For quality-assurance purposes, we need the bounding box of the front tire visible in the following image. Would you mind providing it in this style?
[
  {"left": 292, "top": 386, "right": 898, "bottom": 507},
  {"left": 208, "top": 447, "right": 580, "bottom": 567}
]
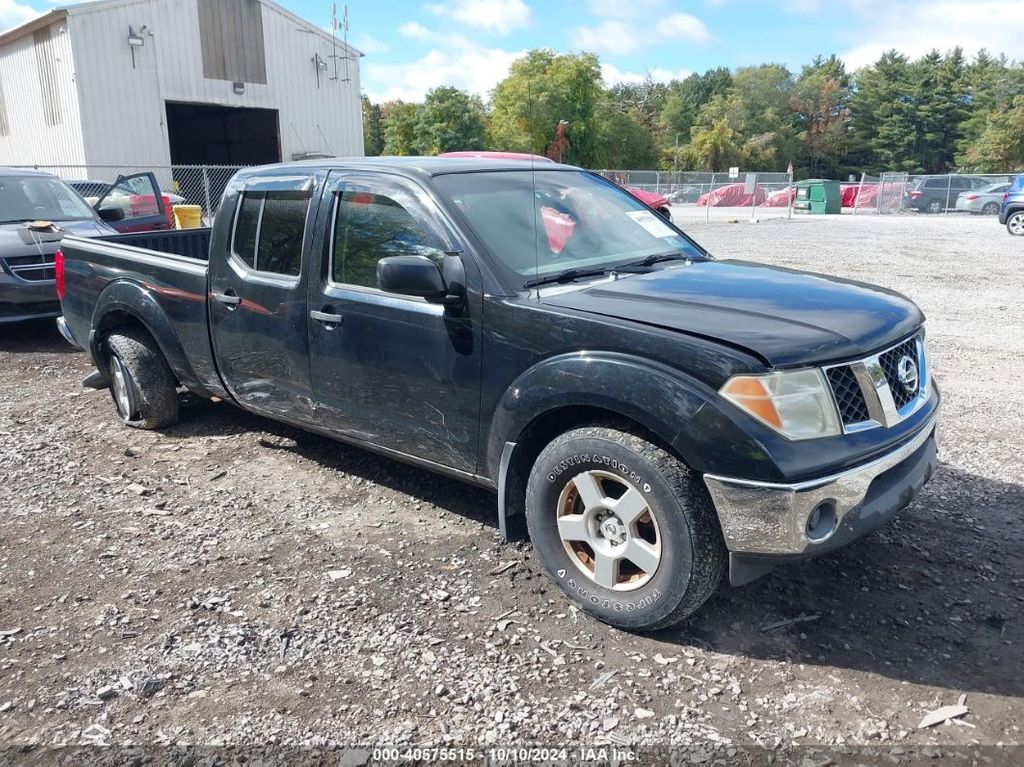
[
  {"left": 104, "top": 329, "right": 179, "bottom": 429},
  {"left": 525, "top": 424, "right": 725, "bottom": 631},
  {"left": 1007, "top": 211, "right": 1024, "bottom": 236}
]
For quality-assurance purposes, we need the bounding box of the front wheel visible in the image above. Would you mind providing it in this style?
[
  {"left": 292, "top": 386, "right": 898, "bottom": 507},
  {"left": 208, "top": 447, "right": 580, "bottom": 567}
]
[
  {"left": 1007, "top": 211, "right": 1024, "bottom": 236},
  {"left": 104, "top": 329, "right": 179, "bottom": 429},
  {"left": 525, "top": 424, "right": 726, "bottom": 631}
]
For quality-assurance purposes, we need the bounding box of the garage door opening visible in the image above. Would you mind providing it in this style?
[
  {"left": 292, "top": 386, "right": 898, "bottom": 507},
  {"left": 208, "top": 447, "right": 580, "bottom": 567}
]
[{"left": 166, "top": 102, "right": 281, "bottom": 166}]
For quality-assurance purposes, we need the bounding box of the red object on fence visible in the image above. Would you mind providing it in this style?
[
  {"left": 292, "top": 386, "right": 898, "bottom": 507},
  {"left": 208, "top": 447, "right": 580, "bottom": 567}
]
[{"left": 696, "top": 183, "right": 767, "bottom": 207}]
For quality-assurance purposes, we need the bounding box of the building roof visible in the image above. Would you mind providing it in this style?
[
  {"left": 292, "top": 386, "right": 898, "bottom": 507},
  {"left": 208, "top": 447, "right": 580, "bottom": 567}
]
[{"left": 0, "top": 0, "right": 361, "bottom": 56}]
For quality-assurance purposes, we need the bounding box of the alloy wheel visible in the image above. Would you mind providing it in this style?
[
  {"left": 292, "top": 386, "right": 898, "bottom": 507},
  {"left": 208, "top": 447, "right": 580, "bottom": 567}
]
[{"left": 555, "top": 470, "right": 662, "bottom": 591}]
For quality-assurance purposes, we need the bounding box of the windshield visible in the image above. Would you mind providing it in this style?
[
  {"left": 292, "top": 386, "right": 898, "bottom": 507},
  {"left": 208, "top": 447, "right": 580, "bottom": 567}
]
[
  {"left": 0, "top": 175, "right": 95, "bottom": 224},
  {"left": 433, "top": 170, "right": 705, "bottom": 288}
]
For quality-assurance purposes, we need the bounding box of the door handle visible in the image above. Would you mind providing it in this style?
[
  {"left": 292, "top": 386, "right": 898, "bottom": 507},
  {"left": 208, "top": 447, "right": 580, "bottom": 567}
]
[
  {"left": 310, "top": 309, "right": 343, "bottom": 327},
  {"left": 213, "top": 290, "right": 242, "bottom": 309}
]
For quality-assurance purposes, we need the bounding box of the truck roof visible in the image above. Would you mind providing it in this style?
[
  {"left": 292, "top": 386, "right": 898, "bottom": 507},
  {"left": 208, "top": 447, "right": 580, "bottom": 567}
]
[
  {"left": 0, "top": 167, "right": 56, "bottom": 178},
  {"left": 235, "top": 156, "right": 582, "bottom": 181}
]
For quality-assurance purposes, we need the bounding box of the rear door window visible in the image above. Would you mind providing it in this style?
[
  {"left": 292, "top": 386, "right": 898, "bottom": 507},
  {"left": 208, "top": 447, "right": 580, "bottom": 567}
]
[{"left": 231, "top": 190, "right": 311, "bottom": 277}]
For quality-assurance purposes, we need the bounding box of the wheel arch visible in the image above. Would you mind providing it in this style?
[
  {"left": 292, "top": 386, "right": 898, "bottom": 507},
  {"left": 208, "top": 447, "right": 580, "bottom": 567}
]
[
  {"left": 488, "top": 352, "right": 716, "bottom": 536},
  {"left": 88, "top": 280, "right": 209, "bottom": 395}
]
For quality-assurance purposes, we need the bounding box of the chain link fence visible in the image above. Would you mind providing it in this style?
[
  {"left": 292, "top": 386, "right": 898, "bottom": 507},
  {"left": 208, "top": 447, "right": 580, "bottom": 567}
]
[
  {"left": 9, "top": 164, "right": 245, "bottom": 224},
  {"left": 597, "top": 170, "right": 796, "bottom": 222},
  {"left": 875, "top": 172, "right": 1018, "bottom": 215}
]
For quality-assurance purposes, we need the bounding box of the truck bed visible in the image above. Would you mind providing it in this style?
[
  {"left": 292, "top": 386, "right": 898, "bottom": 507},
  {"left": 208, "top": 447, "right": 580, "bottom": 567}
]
[{"left": 58, "top": 227, "right": 228, "bottom": 400}]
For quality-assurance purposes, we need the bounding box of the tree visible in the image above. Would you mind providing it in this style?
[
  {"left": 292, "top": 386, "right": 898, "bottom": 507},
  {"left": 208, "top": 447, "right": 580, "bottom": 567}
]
[
  {"left": 685, "top": 94, "right": 748, "bottom": 170},
  {"left": 729, "top": 64, "right": 798, "bottom": 170},
  {"left": 792, "top": 55, "right": 851, "bottom": 178},
  {"left": 959, "top": 95, "right": 1024, "bottom": 171},
  {"left": 660, "top": 68, "right": 732, "bottom": 147},
  {"left": 414, "top": 87, "right": 487, "bottom": 155},
  {"left": 596, "top": 109, "right": 659, "bottom": 169},
  {"left": 361, "top": 95, "right": 384, "bottom": 156},
  {"left": 489, "top": 50, "right": 606, "bottom": 166},
  {"left": 381, "top": 100, "right": 420, "bottom": 156},
  {"left": 850, "top": 50, "right": 917, "bottom": 173}
]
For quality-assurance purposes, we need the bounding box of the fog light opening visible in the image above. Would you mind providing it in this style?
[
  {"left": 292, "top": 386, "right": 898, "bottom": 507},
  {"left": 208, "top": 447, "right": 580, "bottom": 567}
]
[{"left": 806, "top": 500, "right": 837, "bottom": 542}]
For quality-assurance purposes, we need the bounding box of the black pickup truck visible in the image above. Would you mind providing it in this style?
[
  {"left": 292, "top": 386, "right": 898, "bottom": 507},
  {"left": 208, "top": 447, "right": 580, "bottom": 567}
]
[{"left": 56, "top": 158, "right": 940, "bottom": 631}]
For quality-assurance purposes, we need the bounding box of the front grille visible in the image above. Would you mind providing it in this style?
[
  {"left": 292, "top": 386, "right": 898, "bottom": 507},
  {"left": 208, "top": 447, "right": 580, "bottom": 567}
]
[
  {"left": 2, "top": 253, "right": 56, "bottom": 282},
  {"left": 879, "top": 336, "right": 920, "bottom": 410},
  {"left": 826, "top": 364, "right": 871, "bottom": 425}
]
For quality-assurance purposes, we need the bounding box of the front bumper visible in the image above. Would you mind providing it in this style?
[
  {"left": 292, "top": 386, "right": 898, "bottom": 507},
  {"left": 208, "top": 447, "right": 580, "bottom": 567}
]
[{"left": 704, "top": 412, "right": 939, "bottom": 585}]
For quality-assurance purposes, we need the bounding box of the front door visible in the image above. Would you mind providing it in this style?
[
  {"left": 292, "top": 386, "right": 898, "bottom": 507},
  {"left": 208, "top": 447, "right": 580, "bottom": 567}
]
[
  {"left": 306, "top": 171, "right": 481, "bottom": 473},
  {"left": 209, "top": 172, "right": 321, "bottom": 421},
  {"left": 94, "top": 173, "right": 170, "bottom": 232}
]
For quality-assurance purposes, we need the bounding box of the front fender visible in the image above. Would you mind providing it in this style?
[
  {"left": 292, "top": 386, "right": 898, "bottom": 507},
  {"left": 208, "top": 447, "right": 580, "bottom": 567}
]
[
  {"left": 486, "top": 351, "right": 717, "bottom": 480},
  {"left": 88, "top": 279, "right": 221, "bottom": 398}
]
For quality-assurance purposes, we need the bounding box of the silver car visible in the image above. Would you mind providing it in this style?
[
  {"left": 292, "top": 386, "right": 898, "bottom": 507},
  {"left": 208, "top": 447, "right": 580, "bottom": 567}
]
[{"left": 955, "top": 182, "right": 1010, "bottom": 215}]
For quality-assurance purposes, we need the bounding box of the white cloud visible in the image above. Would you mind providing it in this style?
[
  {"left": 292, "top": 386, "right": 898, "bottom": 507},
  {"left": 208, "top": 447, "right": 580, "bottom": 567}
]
[
  {"left": 587, "top": 0, "right": 666, "bottom": 17},
  {"left": 572, "top": 20, "right": 639, "bottom": 56},
  {"left": 658, "top": 12, "right": 712, "bottom": 43},
  {"left": 786, "top": 0, "right": 823, "bottom": 12},
  {"left": 841, "top": 0, "right": 1024, "bottom": 69},
  {"left": 397, "top": 21, "right": 432, "bottom": 42},
  {"left": 0, "top": 0, "right": 40, "bottom": 32},
  {"left": 425, "top": 0, "right": 531, "bottom": 36},
  {"left": 364, "top": 35, "right": 524, "bottom": 102},
  {"left": 601, "top": 62, "right": 691, "bottom": 86},
  {"left": 574, "top": 10, "right": 711, "bottom": 55},
  {"left": 353, "top": 33, "right": 389, "bottom": 54}
]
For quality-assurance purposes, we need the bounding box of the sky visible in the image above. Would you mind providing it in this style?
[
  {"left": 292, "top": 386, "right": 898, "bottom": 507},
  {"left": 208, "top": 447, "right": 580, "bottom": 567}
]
[{"left": 4, "top": 0, "right": 1024, "bottom": 103}]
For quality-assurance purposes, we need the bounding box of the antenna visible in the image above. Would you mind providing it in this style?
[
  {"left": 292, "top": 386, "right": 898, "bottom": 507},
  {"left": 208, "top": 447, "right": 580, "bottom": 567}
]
[{"left": 328, "top": 3, "right": 352, "bottom": 83}]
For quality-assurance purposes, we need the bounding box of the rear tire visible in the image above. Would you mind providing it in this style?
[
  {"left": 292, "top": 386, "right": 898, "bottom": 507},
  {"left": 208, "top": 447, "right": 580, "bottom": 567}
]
[
  {"left": 982, "top": 202, "right": 999, "bottom": 216},
  {"left": 926, "top": 199, "right": 943, "bottom": 214},
  {"left": 525, "top": 423, "right": 725, "bottom": 631},
  {"left": 1007, "top": 211, "right": 1024, "bottom": 236},
  {"left": 104, "top": 329, "right": 179, "bottom": 429},
  {"left": 656, "top": 206, "right": 672, "bottom": 221}
]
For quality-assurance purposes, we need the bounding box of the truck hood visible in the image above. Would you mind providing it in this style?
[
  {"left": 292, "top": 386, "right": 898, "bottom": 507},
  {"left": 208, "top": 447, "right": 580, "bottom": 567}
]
[
  {"left": 0, "top": 219, "right": 112, "bottom": 256},
  {"left": 541, "top": 259, "right": 924, "bottom": 367}
]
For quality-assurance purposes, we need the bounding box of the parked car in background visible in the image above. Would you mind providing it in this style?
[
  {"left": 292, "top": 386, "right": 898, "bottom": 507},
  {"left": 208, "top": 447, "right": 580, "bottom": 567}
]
[
  {"left": 1000, "top": 175, "right": 1024, "bottom": 235},
  {"left": 66, "top": 173, "right": 175, "bottom": 233},
  {"left": 0, "top": 168, "right": 117, "bottom": 323},
  {"left": 906, "top": 175, "right": 988, "bottom": 213},
  {"left": 70, "top": 179, "right": 186, "bottom": 207},
  {"left": 954, "top": 182, "right": 1011, "bottom": 215},
  {"left": 57, "top": 157, "right": 939, "bottom": 630},
  {"left": 438, "top": 151, "right": 672, "bottom": 220}
]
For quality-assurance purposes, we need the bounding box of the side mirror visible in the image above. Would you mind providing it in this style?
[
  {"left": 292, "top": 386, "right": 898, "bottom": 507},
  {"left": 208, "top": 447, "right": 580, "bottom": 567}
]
[
  {"left": 97, "top": 206, "right": 125, "bottom": 222},
  {"left": 377, "top": 255, "right": 447, "bottom": 302}
]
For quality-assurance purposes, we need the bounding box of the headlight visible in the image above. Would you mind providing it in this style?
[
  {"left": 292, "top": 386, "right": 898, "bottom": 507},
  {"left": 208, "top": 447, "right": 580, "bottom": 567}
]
[{"left": 719, "top": 369, "right": 841, "bottom": 440}]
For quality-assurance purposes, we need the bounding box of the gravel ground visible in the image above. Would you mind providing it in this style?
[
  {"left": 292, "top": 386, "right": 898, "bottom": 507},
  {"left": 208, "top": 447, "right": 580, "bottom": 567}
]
[{"left": 1, "top": 213, "right": 1021, "bottom": 761}]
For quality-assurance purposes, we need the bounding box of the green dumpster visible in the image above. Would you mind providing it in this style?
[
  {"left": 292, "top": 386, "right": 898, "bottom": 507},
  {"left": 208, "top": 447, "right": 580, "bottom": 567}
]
[{"left": 793, "top": 179, "right": 841, "bottom": 214}]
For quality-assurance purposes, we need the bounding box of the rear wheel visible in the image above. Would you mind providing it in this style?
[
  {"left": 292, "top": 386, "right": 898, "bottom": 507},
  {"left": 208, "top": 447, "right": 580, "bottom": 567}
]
[
  {"left": 982, "top": 202, "right": 999, "bottom": 216},
  {"left": 926, "top": 198, "right": 944, "bottom": 214},
  {"left": 656, "top": 206, "right": 672, "bottom": 221},
  {"left": 104, "top": 329, "right": 179, "bottom": 429},
  {"left": 525, "top": 423, "right": 725, "bottom": 631},
  {"left": 1007, "top": 211, "right": 1024, "bottom": 236}
]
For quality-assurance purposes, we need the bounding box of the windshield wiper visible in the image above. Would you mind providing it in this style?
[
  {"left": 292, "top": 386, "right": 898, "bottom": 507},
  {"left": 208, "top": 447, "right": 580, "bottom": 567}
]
[
  {"left": 523, "top": 267, "right": 609, "bottom": 289},
  {"left": 618, "top": 251, "right": 691, "bottom": 270}
]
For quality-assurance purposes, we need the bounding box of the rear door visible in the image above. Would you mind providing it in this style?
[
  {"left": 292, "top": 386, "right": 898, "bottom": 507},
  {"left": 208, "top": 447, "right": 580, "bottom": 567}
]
[
  {"left": 305, "top": 171, "right": 482, "bottom": 473},
  {"left": 208, "top": 172, "right": 321, "bottom": 422},
  {"left": 94, "top": 173, "right": 170, "bottom": 232}
]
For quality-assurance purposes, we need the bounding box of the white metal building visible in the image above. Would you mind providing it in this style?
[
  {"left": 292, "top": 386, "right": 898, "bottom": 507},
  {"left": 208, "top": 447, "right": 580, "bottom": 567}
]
[{"left": 0, "top": 0, "right": 363, "bottom": 169}]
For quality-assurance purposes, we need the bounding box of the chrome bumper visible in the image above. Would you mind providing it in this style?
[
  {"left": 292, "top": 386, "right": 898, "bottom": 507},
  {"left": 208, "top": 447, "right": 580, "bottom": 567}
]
[
  {"left": 56, "top": 316, "right": 82, "bottom": 348},
  {"left": 704, "top": 413, "right": 938, "bottom": 557}
]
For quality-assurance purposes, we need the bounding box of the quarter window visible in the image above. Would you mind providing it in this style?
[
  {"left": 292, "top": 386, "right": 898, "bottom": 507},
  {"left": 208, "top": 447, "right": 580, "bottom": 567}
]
[
  {"left": 232, "top": 190, "right": 310, "bottom": 276},
  {"left": 331, "top": 189, "right": 445, "bottom": 289}
]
